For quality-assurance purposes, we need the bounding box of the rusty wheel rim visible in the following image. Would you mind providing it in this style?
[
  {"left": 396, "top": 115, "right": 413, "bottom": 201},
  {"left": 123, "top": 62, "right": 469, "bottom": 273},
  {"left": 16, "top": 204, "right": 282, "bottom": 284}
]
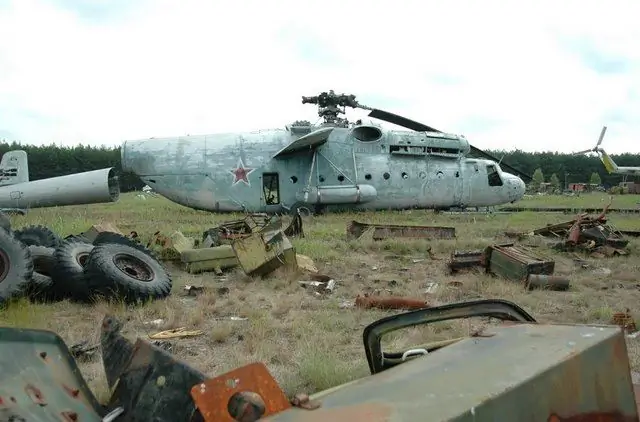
[{"left": 112, "top": 253, "right": 154, "bottom": 282}]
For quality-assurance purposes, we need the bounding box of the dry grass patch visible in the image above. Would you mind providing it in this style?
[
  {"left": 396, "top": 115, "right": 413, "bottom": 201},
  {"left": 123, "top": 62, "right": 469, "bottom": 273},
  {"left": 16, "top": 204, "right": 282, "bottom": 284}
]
[{"left": 1, "top": 192, "right": 640, "bottom": 399}]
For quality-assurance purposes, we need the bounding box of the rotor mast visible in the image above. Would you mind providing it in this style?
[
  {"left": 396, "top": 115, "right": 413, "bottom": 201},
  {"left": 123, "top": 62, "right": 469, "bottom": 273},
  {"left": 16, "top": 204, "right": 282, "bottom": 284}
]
[{"left": 301, "top": 90, "right": 369, "bottom": 128}]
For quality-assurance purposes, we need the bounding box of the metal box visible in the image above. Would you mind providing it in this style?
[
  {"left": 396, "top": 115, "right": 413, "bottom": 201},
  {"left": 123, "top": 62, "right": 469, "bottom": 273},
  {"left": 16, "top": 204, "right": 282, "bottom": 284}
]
[
  {"left": 265, "top": 324, "right": 639, "bottom": 421},
  {"left": 231, "top": 228, "right": 297, "bottom": 276},
  {"left": 486, "top": 243, "right": 555, "bottom": 282}
]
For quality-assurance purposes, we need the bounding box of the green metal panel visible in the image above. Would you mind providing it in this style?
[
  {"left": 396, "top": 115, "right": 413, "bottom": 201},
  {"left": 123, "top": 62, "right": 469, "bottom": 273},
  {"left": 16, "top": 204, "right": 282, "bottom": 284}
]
[
  {"left": 487, "top": 244, "right": 555, "bottom": 282},
  {"left": 264, "top": 324, "right": 638, "bottom": 421}
]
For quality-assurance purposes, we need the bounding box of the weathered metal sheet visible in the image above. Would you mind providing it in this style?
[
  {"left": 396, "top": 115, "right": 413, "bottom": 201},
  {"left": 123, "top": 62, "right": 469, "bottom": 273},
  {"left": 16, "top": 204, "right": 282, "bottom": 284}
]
[
  {"left": 101, "top": 315, "right": 208, "bottom": 422},
  {"left": 447, "top": 250, "right": 485, "bottom": 273},
  {"left": 230, "top": 229, "right": 297, "bottom": 276},
  {"left": 0, "top": 326, "right": 104, "bottom": 421},
  {"left": 190, "top": 362, "right": 291, "bottom": 421},
  {"left": 0, "top": 167, "right": 120, "bottom": 209},
  {"left": 265, "top": 324, "right": 638, "bottom": 421},
  {"left": 486, "top": 243, "right": 555, "bottom": 282},
  {"left": 346, "top": 220, "right": 456, "bottom": 241}
]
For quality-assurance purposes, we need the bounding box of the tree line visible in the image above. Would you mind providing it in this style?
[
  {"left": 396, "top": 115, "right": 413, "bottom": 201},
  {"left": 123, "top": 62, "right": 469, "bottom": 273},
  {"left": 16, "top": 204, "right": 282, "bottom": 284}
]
[{"left": 0, "top": 141, "right": 638, "bottom": 192}]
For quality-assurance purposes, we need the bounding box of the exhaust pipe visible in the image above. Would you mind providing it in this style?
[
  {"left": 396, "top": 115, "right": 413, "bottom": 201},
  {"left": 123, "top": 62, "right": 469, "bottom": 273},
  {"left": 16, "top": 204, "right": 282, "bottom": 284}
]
[{"left": 0, "top": 168, "right": 120, "bottom": 209}]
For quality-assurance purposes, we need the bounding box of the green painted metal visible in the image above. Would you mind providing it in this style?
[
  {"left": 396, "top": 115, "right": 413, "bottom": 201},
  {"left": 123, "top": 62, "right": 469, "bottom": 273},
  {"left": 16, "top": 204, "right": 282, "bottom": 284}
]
[
  {"left": 265, "top": 324, "right": 638, "bottom": 421},
  {"left": 486, "top": 243, "right": 555, "bottom": 283},
  {"left": 0, "top": 326, "right": 104, "bottom": 421}
]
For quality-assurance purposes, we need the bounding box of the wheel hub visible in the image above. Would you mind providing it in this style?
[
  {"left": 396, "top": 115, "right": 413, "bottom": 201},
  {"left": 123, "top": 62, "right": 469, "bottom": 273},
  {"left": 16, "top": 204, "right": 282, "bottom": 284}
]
[{"left": 112, "top": 254, "right": 154, "bottom": 281}]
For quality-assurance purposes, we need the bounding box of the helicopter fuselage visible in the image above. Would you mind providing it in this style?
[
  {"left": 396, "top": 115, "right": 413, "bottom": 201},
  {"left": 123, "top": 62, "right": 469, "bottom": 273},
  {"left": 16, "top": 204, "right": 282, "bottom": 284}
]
[{"left": 121, "top": 123, "right": 525, "bottom": 213}]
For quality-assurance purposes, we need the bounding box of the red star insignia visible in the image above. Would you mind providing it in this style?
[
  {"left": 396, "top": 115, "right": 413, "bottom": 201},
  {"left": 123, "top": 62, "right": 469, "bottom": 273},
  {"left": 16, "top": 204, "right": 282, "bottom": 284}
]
[{"left": 229, "top": 158, "right": 255, "bottom": 186}]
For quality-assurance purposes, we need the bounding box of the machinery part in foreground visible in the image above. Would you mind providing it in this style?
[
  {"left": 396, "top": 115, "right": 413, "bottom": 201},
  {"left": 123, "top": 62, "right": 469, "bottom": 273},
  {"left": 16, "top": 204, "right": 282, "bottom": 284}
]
[
  {"left": 86, "top": 243, "right": 172, "bottom": 303},
  {"left": 0, "top": 228, "right": 34, "bottom": 303},
  {"left": 0, "top": 325, "right": 105, "bottom": 421},
  {"left": 52, "top": 240, "right": 95, "bottom": 302},
  {"left": 14, "top": 224, "right": 62, "bottom": 248},
  {"left": 0, "top": 167, "right": 120, "bottom": 209},
  {"left": 2, "top": 301, "right": 639, "bottom": 421},
  {"left": 100, "top": 314, "right": 208, "bottom": 421},
  {"left": 28, "top": 245, "right": 56, "bottom": 276},
  {"left": 190, "top": 362, "right": 292, "bottom": 421},
  {"left": 362, "top": 298, "right": 537, "bottom": 374},
  {"left": 93, "top": 230, "right": 159, "bottom": 259}
]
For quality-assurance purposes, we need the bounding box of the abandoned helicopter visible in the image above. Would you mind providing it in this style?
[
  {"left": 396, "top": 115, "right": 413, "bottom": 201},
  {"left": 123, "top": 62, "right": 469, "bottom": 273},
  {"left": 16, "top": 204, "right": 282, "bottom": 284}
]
[
  {"left": 0, "top": 149, "right": 120, "bottom": 214},
  {"left": 574, "top": 126, "right": 640, "bottom": 179},
  {"left": 121, "top": 91, "right": 529, "bottom": 215}
]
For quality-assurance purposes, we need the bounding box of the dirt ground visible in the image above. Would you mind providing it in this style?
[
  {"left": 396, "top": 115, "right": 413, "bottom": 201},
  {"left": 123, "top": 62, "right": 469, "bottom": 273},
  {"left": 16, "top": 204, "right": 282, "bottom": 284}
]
[{"left": 1, "top": 192, "right": 640, "bottom": 402}]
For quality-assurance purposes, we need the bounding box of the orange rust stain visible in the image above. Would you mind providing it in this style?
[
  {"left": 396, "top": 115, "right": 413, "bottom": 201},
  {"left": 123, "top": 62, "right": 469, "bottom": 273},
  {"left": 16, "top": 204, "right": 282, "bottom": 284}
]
[{"left": 191, "top": 362, "right": 291, "bottom": 422}]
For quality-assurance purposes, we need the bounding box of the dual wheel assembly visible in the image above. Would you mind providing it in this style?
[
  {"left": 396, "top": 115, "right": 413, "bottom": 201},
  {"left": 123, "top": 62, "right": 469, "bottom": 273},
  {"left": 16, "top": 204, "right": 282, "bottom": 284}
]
[{"left": 0, "top": 223, "right": 172, "bottom": 305}]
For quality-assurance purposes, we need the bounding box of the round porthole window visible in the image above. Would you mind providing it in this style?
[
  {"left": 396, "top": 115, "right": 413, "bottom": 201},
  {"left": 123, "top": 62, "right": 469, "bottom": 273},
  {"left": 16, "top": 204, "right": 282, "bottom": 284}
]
[
  {"left": 383, "top": 172, "right": 390, "bottom": 180},
  {"left": 419, "top": 171, "right": 426, "bottom": 179}
]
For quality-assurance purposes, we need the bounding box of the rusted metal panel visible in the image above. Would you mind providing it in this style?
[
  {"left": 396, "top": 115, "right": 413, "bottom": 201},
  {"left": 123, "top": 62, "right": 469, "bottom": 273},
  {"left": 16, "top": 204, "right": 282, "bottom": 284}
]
[
  {"left": 101, "top": 315, "right": 208, "bottom": 422},
  {"left": 346, "top": 220, "right": 456, "bottom": 241},
  {"left": 526, "top": 274, "right": 570, "bottom": 291},
  {"left": 447, "top": 250, "right": 485, "bottom": 273},
  {"left": 231, "top": 229, "right": 297, "bottom": 276},
  {"left": 486, "top": 243, "right": 555, "bottom": 282},
  {"left": 0, "top": 326, "right": 104, "bottom": 421},
  {"left": 265, "top": 324, "right": 638, "bottom": 421},
  {"left": 190, "top": 362, "right": 291, "bottom": 421}
]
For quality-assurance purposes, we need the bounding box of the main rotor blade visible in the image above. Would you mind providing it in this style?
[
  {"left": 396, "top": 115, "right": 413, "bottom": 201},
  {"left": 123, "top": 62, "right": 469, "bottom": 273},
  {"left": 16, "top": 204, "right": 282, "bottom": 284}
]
[{"left": 368, "top": 109, "right": 442, "bottom": 133}]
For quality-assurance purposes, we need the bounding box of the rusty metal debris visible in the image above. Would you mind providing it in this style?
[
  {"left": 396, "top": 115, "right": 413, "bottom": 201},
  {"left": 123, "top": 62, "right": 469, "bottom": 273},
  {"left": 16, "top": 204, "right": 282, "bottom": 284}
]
[
  {"left": 612, "top": 309, "right": 638, "bottom": 335},
  {"left": 446, "top": 243, "right": 569, "bottom": 290},
  {"left": 190, "top": 362, "right": 292, "bottom": 421},
  {"left": 507, "top": 204, "right": 632, "bottom": 257},
  {"left": 346, "top": 220, "right": 455, "bottom": 241},
  {"left": 447, "top": 250, "right": 485, "bottom": 274},
  {"left": 4, "top": 301, "right": 640, "bottom": 421}
]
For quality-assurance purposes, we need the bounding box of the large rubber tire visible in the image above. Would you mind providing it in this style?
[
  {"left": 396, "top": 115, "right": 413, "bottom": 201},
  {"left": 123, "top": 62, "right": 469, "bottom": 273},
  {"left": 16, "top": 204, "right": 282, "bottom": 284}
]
[
  {"left": 0, "top": 212, "right": 11, "bottom": 232},
  {"left": 0, "top": 229, "right": 34, "bottom": 304},
  {"left": 52, "top": 240, "right": 95, "bottom": 302},
  {"left": 28, "top": 245, "right": 56, "bottom": 276},
  {"left": 14, "top": 225, "right": 61, "bottom": 248},
  {"left": 26, "top": 272, "right": 56, "bottom": 303},
  {"left": 85, "top": 243, "right": 172, "bottom": 304},
  {"left": 93, "top": 232, "right": 159, "bottom": 259}
]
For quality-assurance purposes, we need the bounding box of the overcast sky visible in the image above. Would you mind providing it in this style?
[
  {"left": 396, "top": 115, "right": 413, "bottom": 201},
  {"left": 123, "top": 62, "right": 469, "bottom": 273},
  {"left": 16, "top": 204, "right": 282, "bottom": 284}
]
[{"left": 0, "top": 0, "right": 639, "bottom": 154}]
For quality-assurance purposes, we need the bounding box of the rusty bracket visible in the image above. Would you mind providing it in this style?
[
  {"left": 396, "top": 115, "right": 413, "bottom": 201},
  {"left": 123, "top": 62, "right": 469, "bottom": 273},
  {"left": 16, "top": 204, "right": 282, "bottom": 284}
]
[{"left": 190, "top": 362, "right": 291, "bottom": 421}]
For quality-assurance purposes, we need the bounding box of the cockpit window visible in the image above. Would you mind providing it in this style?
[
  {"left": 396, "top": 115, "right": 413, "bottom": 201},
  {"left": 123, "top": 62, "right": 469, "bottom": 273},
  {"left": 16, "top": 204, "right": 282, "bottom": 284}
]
[{"left": 486, "top": 165, "right": 503, "bottom": 187}]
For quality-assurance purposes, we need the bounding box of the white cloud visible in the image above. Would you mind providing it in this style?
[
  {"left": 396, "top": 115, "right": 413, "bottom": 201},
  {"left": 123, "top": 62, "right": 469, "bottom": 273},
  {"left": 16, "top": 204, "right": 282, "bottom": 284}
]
[{"left": 0, "top": 0, "right": 639, "bottom": 154}]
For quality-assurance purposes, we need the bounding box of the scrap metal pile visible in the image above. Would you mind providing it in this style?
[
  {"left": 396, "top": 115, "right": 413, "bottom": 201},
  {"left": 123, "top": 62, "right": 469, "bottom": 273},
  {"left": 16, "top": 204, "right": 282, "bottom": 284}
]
[
  {"left": 447, "top": 243, "right": 570, "bottom": 291},
  {"left": 2, "top": 299, "right": 640, "bottom": 421},
  {"left": 0, "top": 220, "right": 171, "bottom": 305},
  {"left": 148, "top": 212, "right": 307, "bottom": 278},
  {"left": 506, "top": 204, "right": 636, "bottom": 258}
]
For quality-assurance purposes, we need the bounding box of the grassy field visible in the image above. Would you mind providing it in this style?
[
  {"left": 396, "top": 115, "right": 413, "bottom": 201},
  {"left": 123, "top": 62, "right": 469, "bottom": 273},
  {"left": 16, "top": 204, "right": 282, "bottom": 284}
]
[{"left": 1, "top": 191, "right": 640, "bottom": 402}]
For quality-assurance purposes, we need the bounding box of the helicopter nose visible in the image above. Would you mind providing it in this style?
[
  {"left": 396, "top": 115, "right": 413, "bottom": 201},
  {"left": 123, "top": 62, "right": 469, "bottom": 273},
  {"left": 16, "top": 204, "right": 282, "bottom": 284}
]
[{"left": 503, "top": 173, "right": 526, "bottom": 203}]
